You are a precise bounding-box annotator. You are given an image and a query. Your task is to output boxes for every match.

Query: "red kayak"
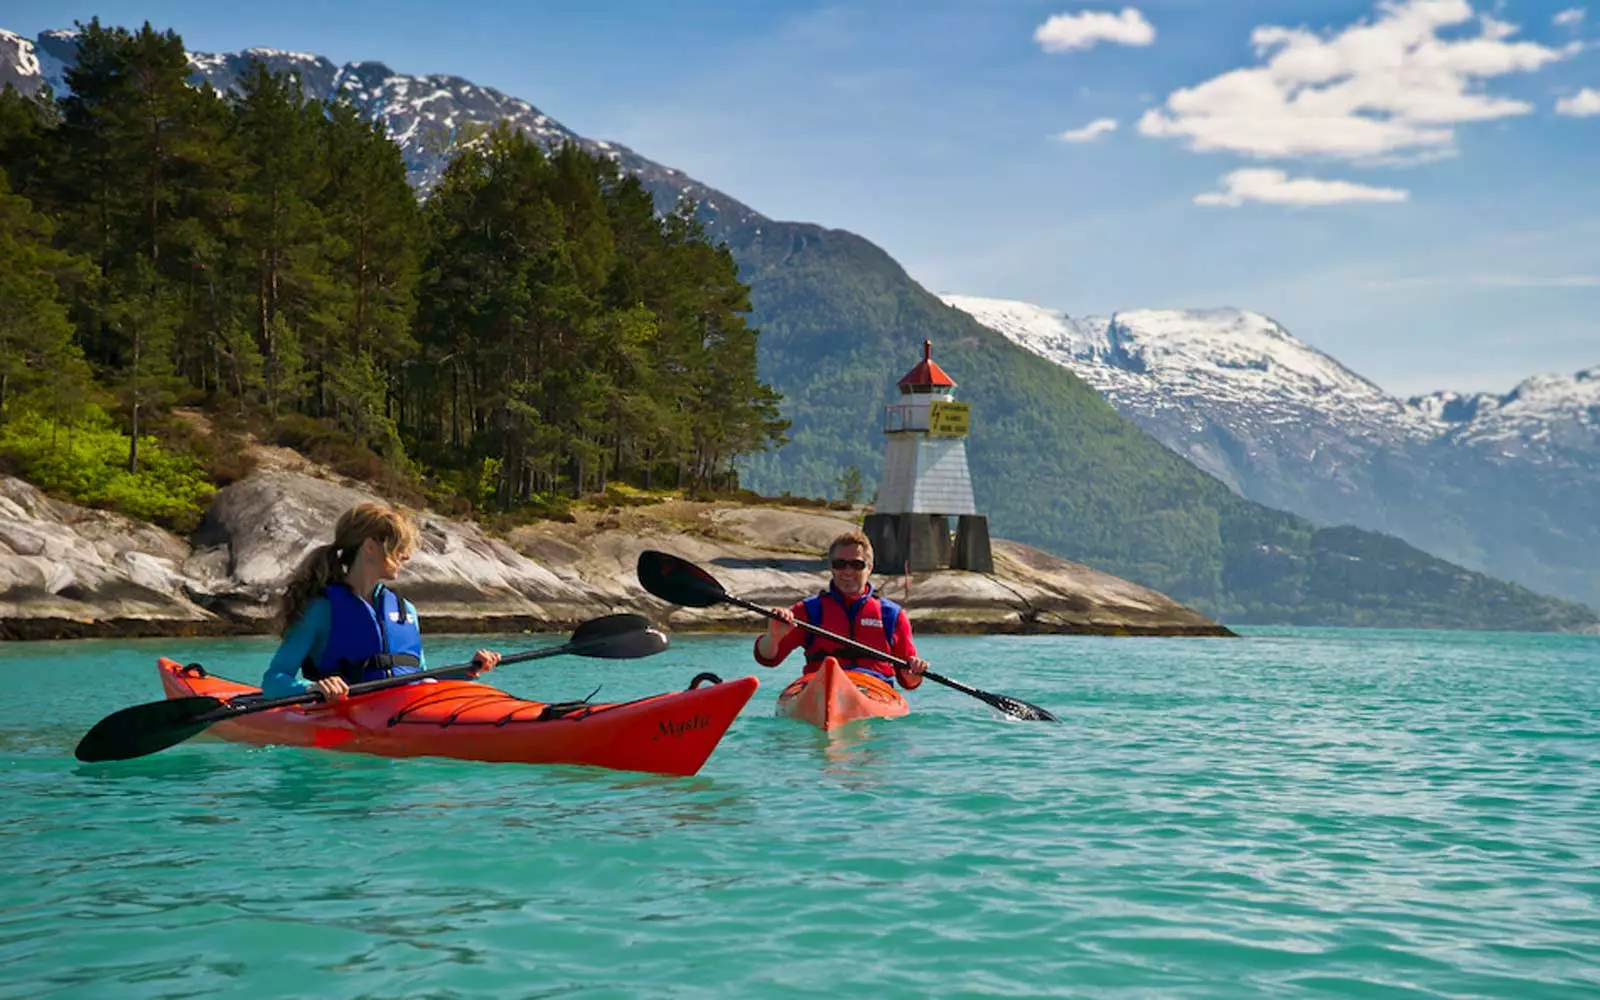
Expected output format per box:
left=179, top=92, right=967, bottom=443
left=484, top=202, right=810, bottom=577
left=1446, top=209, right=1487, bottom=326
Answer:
left=156, top=657, right=758, bottom=777
left=775, top=656, right=910, bottom=731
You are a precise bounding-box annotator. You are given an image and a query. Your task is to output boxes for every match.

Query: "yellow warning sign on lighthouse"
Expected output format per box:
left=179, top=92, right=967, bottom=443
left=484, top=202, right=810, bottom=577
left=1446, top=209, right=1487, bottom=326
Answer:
left=928, top=401, right=970, bottom=436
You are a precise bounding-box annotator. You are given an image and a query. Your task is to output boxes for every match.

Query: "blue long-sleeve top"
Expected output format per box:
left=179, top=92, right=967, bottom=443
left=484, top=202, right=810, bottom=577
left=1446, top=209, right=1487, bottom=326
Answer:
left=261, top=587, right=428, bottom=698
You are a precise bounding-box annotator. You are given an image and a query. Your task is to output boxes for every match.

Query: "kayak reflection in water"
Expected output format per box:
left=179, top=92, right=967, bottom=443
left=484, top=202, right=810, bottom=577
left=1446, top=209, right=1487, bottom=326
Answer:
left=260, top=502, right=501, bottom=700
left=753, top=529, right=930, bottom=687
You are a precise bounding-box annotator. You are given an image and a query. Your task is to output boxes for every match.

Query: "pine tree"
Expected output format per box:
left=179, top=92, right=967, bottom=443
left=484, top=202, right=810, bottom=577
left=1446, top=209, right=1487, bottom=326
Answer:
left=55, top=20, right=208, bottom=467
left=328, top=350, right=403, bottom=463
left=167, top=78, right=243, bottom=400
left=838, top=466, right=864, bottom=507
left=231, top=59, right=331, bottom=416
left=55, top=18, right=138, bottom=368
left=109, top=257, right=183, bottom=472
left=649, top=196, right=786, bottom=488
left=0, top=84, right=60, bottom=208
left=215, top=317, right=264, bottom=415
left=413, top=124, right=564, bottom=501
left=319, top=100, right=421, bottom=441
left=0, top=174, right=94, bottom=424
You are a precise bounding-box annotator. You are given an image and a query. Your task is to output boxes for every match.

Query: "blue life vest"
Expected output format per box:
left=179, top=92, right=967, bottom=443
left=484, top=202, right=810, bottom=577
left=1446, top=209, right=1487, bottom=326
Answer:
left=301, top=583, right=424, bottom=685
left=800, top=585, right=902, bottom=682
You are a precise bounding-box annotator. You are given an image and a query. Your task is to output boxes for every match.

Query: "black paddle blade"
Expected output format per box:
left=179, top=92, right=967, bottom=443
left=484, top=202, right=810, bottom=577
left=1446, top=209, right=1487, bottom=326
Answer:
left=569, top=613, right=671, bottom=659
left=74, top=695, right=227, bottom=763
left=925, top=670, right=1061, bottom=723
left=980, top=692, right=1060, bottom=723
left=636, top=550, right=726, bottom=609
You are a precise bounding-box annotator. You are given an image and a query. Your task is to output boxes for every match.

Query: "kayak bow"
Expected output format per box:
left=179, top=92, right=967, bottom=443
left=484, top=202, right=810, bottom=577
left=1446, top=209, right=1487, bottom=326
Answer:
left=775, top=656, right=909, bottom=731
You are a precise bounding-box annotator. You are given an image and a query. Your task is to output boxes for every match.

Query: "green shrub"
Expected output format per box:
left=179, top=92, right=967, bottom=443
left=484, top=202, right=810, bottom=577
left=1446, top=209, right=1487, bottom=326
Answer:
left=580, top=485, right=667, bottom=509
left=156, top=417, right=260, bottom=486
left=692, top=486, right=829, bottom=508
left=272, top=412, right=399, bottom=488
left=0, top=408, right=215, bottom=530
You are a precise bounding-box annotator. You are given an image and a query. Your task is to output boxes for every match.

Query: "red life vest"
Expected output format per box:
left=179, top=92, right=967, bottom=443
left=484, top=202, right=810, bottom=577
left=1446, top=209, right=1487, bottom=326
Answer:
left=799, top=584, right=902, bottom=682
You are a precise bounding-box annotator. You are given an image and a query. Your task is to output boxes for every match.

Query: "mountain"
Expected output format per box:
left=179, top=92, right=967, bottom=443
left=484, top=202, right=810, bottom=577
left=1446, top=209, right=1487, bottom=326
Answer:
left=0, top=27, right=760, bottom=229
left=1411, top=369, right=1600, bottom=457
left=3, top=25, right=1595, bottom=632
left=721, top=226, right=1599, bottom=632
left=942, top=295, right=1600, bottom=611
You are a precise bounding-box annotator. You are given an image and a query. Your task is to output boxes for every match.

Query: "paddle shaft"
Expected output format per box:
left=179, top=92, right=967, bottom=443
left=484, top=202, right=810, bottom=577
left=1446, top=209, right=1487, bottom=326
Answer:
left=726, top=592, right=977, bottom=693
left=194, top=639, right=595, bottom=724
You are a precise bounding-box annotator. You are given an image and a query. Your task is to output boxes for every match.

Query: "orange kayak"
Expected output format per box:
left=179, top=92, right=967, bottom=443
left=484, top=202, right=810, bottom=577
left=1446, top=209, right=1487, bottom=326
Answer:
left=775, top=656, right=909, bottom=731
left=156, top=657, right=757, bottom=777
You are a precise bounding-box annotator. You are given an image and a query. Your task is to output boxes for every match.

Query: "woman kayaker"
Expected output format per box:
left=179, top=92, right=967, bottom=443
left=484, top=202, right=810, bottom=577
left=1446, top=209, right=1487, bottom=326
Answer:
left=261, top=501, right=501, bottom=700
left=754, top=530, right=929, bottom=686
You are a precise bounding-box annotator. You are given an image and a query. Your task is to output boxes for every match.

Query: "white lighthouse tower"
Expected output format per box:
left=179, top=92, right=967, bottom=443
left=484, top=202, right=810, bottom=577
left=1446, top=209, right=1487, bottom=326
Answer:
left=864, top=341, right=993, bottom=573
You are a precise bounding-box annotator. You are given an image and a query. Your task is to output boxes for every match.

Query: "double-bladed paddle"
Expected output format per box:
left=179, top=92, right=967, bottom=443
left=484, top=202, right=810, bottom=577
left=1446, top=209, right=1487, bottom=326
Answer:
left=74, top=612, right=671, bottom=763
left=635, top=550, right=1059, bottom=723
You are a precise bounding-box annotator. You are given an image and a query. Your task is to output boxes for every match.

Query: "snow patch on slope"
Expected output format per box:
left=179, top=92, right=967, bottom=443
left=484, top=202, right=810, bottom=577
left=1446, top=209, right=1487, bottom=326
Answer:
left=1412, top=367, right=1600, bottom=447
left=0, top=29, right=39, bottom=76
left=942, top=293, right=1439, bottom=443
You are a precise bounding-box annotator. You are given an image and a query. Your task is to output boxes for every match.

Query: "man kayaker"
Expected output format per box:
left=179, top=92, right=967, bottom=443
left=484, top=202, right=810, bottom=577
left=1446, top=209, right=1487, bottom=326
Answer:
left=262, top=502, right=501, bottom=700
left=754, top=530, right=929, bottom=687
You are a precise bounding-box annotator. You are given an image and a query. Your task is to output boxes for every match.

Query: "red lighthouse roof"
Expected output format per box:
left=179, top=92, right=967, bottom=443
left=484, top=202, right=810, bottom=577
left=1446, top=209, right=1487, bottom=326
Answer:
left=897, top=340, right=956, bottom=390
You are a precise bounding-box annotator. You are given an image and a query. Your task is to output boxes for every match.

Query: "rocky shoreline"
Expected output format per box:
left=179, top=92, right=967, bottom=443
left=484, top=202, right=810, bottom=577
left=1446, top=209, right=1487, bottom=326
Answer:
left=0, top=471, right=1235, bottom=641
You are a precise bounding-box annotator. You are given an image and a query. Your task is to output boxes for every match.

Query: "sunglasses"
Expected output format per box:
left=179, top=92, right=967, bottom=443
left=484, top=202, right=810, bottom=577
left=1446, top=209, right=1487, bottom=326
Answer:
left=830, top=558, right=868, bottom=570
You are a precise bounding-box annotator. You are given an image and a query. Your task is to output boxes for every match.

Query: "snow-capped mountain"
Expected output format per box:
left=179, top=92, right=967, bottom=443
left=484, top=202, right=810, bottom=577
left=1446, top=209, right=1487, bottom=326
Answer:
left=944, top=293, right=1600, bottom=610
left=1413, top=368, right=1600, bottom=458
left=939, top=295, right=1442, bottom=500
left=0, top=28, right=760, bottom=227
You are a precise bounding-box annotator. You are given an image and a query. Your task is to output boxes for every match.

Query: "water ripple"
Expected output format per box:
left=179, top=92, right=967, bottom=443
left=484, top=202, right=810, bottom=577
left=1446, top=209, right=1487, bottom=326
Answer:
left=2, top=628, right=1598, bottom=997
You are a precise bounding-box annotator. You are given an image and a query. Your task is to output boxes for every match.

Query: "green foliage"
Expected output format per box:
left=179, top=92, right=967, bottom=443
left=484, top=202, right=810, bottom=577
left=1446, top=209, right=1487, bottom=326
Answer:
left=0, top=407, right=214, bottom=529
left=269, top=412, right=386, bottom=483
left=408, top=126, right=785, bottom=503
left=320, top=101, right=421, bottom=368
left=157, top=415, right=259, bottom=487
left=0, top=172, right=95, bottom=424
left=838, top=465, right=864, bottom=506
left=0, top=21, right=782, bottom=527
left=470, top=457, right=504, bottom=512
left=0, top=85, right=58, bottom=204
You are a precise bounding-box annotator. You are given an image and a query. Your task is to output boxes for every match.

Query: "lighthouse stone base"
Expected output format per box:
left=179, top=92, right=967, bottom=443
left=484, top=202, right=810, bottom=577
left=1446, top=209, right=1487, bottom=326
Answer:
left=864, top=513, right=994, bottom=574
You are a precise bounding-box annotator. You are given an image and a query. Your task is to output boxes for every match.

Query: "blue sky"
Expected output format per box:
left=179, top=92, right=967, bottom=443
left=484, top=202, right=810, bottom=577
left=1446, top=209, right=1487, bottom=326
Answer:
left=4, top=0, right=1596, bottom=396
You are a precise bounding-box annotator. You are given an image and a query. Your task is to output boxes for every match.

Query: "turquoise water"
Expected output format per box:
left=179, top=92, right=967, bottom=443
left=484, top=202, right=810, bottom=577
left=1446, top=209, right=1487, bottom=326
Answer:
left=2, top=627, right=1598, bottom=998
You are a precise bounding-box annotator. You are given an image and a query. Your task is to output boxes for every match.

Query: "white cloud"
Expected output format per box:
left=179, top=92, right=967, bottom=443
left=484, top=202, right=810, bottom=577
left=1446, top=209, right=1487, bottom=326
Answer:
left=1035, top=8, right=1155, bottom=53
left=1553, top=8, right=1586, bottom=28
left=1195, top=168, right=1410, bottom=207
left=1556, top=87, right=1600, bottom=116
left=1138, top=0, right=1579, bottom=161
left=1058, top=118, right=1119, bottom=142
left=1479, top=14, right=1518, bottom=40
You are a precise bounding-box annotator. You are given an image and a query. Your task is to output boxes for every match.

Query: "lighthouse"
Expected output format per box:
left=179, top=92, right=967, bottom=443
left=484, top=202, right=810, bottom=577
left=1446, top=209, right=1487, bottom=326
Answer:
left=863, top=340, right=994, bottom=574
